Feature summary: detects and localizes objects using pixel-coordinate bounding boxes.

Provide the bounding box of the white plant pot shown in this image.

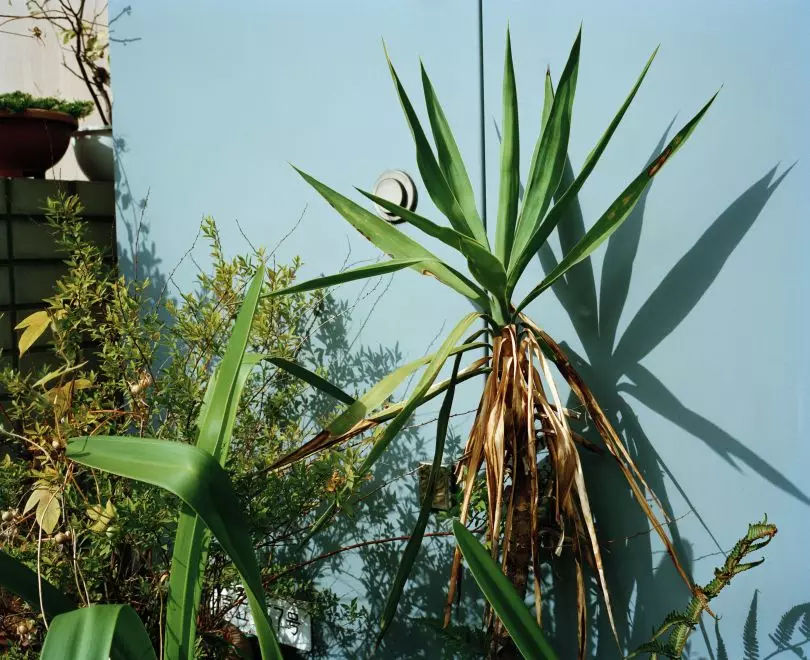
[72,125,114,182]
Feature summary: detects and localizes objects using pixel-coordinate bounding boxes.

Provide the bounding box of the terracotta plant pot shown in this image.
[0,109,78,178]
[73,125,114,182]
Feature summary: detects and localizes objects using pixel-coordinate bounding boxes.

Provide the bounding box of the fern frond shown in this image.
[743,590,760,660]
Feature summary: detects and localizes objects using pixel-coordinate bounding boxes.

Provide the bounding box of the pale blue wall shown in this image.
[109,1,810,657]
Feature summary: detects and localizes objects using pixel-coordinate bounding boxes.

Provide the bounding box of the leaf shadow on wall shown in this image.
[532,126,801,658]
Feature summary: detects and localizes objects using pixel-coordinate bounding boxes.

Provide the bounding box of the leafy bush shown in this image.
[0,91,94,119]
[0,193,366,656]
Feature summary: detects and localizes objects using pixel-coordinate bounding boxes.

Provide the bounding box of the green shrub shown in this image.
[0,91,94,119]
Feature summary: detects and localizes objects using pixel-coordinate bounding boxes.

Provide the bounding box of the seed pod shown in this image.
[1,511,12,522]
[51,439,61,450]
[54,532,67,544]
[16,622,27,635]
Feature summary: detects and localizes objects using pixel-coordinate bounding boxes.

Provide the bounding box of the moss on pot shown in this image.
[0,91,94,119]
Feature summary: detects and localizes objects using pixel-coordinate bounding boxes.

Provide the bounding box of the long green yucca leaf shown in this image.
[262,257,431,299]
[294,167,490,311]
[325,339,485,439]
[421,62,488,247]
[166,357,263,660]
[196,265,264,460]
[353,314,478,496]
[266,356,354,405]
[358,190,507,300]
[164,268,265,660]
[66,437,283,660]
[452,520,559,660]
[507,46,658,290]
[516,90,718,314]
[495,28,520,265]
[511,28,581,269]
[304,315,479,540]
[41,605,156,660]
[378,352,463,643]
[384,46,482,244]
[0,549,75,620]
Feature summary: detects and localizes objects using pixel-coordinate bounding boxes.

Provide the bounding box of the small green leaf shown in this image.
[452,520,559,660]
[15,310,51,357]
[517,90,719,312]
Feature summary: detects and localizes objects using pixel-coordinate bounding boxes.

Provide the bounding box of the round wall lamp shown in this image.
[371,170,418,223]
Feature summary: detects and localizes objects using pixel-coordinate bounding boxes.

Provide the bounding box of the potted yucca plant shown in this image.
[266,29,717,659]
[0,91,93,177]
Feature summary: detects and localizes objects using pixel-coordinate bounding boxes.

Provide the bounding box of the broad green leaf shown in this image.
[295,167,489,311]
[421,62,488,246]
[452,520,559,660]
[385,46,481,242]
[379,352,463,641]
[263,258,430,299]
[67,437,281,660]
[36,489,61,535]
[266,356,354,405]
[517,90,718,313]
[494,29,520,265]
[15,309,50,357]
[358,190,507,300]
[41,604,156,660]
[511,29,581,269]
[508,46,658,289]
[166,267,268,660]
[0,549,75,620]
[307,314,480,538]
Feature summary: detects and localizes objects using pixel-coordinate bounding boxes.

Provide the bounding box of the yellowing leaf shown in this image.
[25,488,61,534]
[15,311,51,357]
[36,491,61,534]
[87,500,116,533]
[35,362,89,389]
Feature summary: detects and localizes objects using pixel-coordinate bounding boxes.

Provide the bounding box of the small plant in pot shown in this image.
[2,0,116,181]
[0,91,93,178]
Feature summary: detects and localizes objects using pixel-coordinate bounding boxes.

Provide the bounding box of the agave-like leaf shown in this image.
[510,29,581,268]
[262,257,431,299]
[517,90,719,313]
[378,352,463,641]
[452,520,559,660]
[0,549,75,620]
[66,437,282,660]
[385,46,487,245]
[494,28,520,265]
[358,190,507,300]
[306,313,480,538]
[266,356,354,405]
[421,62,488,246]
[164,266,266,660]
[40,604,156,660]
[269,339,486,472]
[295,167,490,311]
[541,68,554,135]
[508,46,658,289]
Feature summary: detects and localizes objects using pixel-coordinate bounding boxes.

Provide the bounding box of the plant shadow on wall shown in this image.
[525,137,801,657]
